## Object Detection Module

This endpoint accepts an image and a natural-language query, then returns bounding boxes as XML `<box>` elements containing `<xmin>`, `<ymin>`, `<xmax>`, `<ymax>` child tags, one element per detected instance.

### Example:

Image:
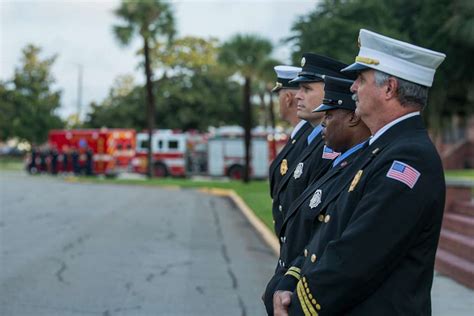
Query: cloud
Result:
<box><xmin>1</xmin><ymin>0</ymin><xmax>316</xmax><ymax>119</ymax></box>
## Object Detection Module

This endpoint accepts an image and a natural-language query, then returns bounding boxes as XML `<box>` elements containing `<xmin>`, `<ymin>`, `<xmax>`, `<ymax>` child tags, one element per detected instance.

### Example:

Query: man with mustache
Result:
<box><xmin>264</xmin><ymin>54</ymin><xmax>355</xmax><ymax>315</ymax></box>
<box><xmin>276</xmin><ymin>29</ymin><xmax>446</xmax><ymax>316</ymax></box>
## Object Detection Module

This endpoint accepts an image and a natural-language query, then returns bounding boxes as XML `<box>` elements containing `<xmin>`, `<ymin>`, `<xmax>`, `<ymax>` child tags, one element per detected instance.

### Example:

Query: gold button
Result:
<box><xmin>324</xmin><ymin>214</ymin><xmax>331</xmax><ymax>223</ymax></box>
<box><xmin>312</xmin><ymin>299</ymin><xmax>317</xmax><ymax>305</ymax></box>
<box><xmin>304</xmin><ymin>249</ymin><xmax>308</xmax><ymax>257</ymax></box>
<box><xmin>316</xmin><ymin>304</ymin><xmax>321</xmax><ymax>310</ymax></box>
<box><xmin>273</xmin><ymin>220</ymin><xmax>275</xmax><ymax>224</ymax></box>
<box><xmin>303</xmin><ymin>277</ymin><xmax>306</xmax><ymax>282</ymax></box>
<box><xmin>306</xmin><ymin>288</ymin><xmax>310</xmax><ymax>294</ymax></box>
<box><xmin>318</xmin><ymin>214</ymin><xmax>324</xmax><ymax>222</ymax></box>
<box><xmin>308</xmin><ymin>293</ymin><xmax>313</xmax><ymax>299</ymax></box>
<box><xmin>311</xmin><ymin>254</ymin><xmax>317</xmax><ymax>263</ymax></box>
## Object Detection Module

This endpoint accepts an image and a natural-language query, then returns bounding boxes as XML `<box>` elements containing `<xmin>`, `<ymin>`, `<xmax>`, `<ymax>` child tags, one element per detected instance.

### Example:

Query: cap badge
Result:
<box><xmin>337</xmin><ymin>100</ymin><xmax>343</xmax><ymax>105</ymax></box>
<box><xmin>309</xmin><ymin>189</ymin><xmax>322</xmax><ymax>209</ymax></box>
<box><xmin>280</xmin><ymin>159</ymin><xmax>288</xmax><ymax>175</ymax></box>
<box><xmin>293</xmin><ymin>162</ymin><xmax>304</xmax><ymax>179</ymax></box>
<box><xmin>355</xmin><ymin>56</ymin><xmax>380</xmax><ymax>65</ymax></box>
<box><xmin>301</xmin><ymin>57</ymin><xmax>306</xmax><ymax>67</ymax></box>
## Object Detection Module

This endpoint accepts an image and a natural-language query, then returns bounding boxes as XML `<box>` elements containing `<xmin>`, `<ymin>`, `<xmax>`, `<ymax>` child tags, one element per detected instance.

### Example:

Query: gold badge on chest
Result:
<box><xmin>349</xmin><ymin>170</ymin><xmax>363</xmax><ymax>192</ymax></box>
<box><xmin>280</xmin><ymin>159</ymin><xmax>288</xmax><ymax>175</ymax></box>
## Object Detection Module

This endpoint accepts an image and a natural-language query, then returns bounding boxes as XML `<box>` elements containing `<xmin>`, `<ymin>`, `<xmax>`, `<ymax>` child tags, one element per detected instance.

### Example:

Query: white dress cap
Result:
<box><xmin>274</xmin><ymin>65</ymin><xmax>302</xmax><ymax>80</ymax></box>
<box><xmin>342</xmin><ymin>29</ymin><xmax>446</xmax><ymax>87</ymax></box>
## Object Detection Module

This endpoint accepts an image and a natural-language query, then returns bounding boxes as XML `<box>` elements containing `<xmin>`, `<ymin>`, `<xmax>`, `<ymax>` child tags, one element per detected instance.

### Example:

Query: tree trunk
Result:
<box><xmin>243</xmin><ymin>77</ymin><xmax>252</xmax><ymax>183</ymax></box>
<box><xmin>144</xmin><ymin>37</ymin><xmax>156</xmax><ymax>179</ymax></box>
<box><xmin>259</xmin><ymin>92</ymin><xmax>267</xmax><ymax>128</ymax></box>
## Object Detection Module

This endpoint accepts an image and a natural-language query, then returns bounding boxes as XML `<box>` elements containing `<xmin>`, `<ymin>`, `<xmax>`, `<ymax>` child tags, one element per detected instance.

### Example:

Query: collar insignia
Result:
<box><xmin>349</xmin><ymin>170</ymin><xmax>363</xmax><ymax>192</ymax></box>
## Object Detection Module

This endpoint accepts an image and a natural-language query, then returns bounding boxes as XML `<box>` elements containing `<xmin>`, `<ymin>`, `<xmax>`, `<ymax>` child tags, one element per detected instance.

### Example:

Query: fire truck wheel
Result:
<box><xmin>227</xmin><ymin>165</ymin><xmax>244</xmax><ymax>180</ymax></box>
<box><xmin>153</xmin><ymin>163</ymin><xmax>168</xmax><ymax>178</ymax></box>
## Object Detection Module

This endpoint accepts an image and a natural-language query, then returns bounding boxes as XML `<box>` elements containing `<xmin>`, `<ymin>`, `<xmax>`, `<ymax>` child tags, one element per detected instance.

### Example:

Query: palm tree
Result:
<box><xmin>113</xmin><ymin>0</ymin><xmax>175</xmax><ymax>178</ymax></box>
<box><xmin>219</xmin><ymin>34</ymin><xmax>273</xmax><ymax>183</ymax></box>
<box><xmin>254</xmin><ymin>58</ymin><xmax>281</xmax><ymax>158</ymax></box>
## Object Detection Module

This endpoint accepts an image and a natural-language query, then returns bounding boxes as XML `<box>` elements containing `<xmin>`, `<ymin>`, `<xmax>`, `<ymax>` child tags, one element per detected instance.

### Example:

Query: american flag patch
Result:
<box><xmin>386</xmin><ymin>160</ymin><xmax>420</xmax><ymax>189</ymax></box>
<box><xmin>322</xmin><ymin>146</ymin><xmax>339</xmax><ymax>160</ymax></box>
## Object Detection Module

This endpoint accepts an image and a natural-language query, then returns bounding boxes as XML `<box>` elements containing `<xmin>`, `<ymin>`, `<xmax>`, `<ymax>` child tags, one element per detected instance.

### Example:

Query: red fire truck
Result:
<box><xmin>131</xmin><ymin>127</ymin><xmax>286</xmax><ymax>179</ymax></box>
<box><xmin>131</xmin><ymin>130</ymin><xmax>207</xmax><ymax>177</ymax></box>
<box><xmin>27</xmin><ymin>128</ymin><xmax>136</xmax><ymax>176</ymax></box>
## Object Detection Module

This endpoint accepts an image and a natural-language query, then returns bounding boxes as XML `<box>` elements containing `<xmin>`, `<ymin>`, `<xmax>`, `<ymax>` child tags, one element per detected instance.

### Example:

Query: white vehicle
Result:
<box><xmin>207</xmin><ymin>126</ymin><xmax>270</xmax><ymax>179</ymax></box>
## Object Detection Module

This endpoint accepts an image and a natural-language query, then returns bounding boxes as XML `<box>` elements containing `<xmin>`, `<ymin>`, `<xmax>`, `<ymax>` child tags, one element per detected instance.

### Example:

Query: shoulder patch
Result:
<box><xmin>386</xmin><ymin>160</ymin><xmax>420</xmax><ymax>189</ymax></box>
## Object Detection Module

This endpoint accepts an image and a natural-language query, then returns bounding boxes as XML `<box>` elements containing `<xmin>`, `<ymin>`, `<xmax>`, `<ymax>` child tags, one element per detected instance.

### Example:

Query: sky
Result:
<box><xmin>0</xmin><ymin>0</ymin><xmax>317</xmax><ymax>119</ymax></box>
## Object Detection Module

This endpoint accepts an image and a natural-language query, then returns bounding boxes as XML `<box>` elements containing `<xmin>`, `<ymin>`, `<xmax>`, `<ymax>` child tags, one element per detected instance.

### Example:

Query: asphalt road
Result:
<box><xmin>0</xmin><ymin>172</ymin><xmax>276</xmax><ymax>316</ymax></box>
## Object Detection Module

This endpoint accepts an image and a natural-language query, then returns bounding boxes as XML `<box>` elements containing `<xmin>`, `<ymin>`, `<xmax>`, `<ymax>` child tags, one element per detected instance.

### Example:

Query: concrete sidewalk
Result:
<box><xmin>432</xmin><ymin>271</ymin><xmax>474</xmax><ymax>316</ymax></box>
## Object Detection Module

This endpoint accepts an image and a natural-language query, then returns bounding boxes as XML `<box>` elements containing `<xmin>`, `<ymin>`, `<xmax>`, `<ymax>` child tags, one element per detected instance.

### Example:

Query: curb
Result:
<box><xmin>198</xmin><ymin>188</ymin><xmax>279</xmax><ymax>256</ymax></box>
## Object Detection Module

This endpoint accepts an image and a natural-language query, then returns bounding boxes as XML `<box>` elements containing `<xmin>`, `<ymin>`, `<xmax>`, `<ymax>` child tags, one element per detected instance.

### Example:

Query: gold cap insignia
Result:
<box><xmin>355</xmin><ymin>56</ymin><xmax>380</xmax><ymax>65</ymax></box>
<box><xmin>280</xmin><ymin>159</ymin><xmax>288</xmax><ymax>175</ymax></box>
<box><xmin>301</xmin><ymin>57</ymin><xmax>306</xmax><ymax>67</ymax></box>
<box><xmin>349</xmin><ymin>170</ymin><xmax>363</xmax><ymax>192</ymax></box>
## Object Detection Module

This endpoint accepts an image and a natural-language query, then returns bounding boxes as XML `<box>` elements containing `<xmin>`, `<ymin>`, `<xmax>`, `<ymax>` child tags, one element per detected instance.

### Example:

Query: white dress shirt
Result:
<box><xmin>369</xmin><ymin>112</ymin><xmax>420</xmax><ymax>145</ymax></box>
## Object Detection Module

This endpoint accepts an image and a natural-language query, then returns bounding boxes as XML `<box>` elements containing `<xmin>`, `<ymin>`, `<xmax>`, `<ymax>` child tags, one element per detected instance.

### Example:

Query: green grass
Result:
<box><xmin>78</xmin><ymin>177</ymin><xmax>274</xmax><ymax>230</ymax></box>
<box><xmin>0</xmin><ymin>157</ymin><xmax>24</xmax><ymax>171</ymax></box>
<box><xmin>445</xmin><ymin>169</ymin><xmax>474</xmax><ymax>181</ymax></box>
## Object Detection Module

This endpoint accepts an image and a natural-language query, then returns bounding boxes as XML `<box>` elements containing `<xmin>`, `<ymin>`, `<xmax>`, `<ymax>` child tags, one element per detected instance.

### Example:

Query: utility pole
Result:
<box><xmin>76</xmin><ymin>64</ymin><xmax>83</xmax><ymax>123</ymax></box>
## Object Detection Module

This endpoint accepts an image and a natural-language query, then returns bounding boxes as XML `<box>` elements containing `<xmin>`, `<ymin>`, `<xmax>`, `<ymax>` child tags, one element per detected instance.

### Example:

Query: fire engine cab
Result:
<box><xmin>131</xmin><ymin>130</ymin><xmax>207</xmax><ymax>177</ymax></box>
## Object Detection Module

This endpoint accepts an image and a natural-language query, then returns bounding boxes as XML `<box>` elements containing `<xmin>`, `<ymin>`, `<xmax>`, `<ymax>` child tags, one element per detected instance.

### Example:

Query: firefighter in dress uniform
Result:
<box><xmin>39</xmin><ymin>147</ymin><xmax>48</xmax><ymax>173</ymax></box>
<box><xmin>61</xmin><ymin>145</ymin><xmax>69</xmax><ymax>174</ymax></box>
<box><xmin>269</xmin><ymin>65</ymin><xmax>313</xmax><ymax>227</ymax></box>
<box><xmin>50</xmin><ymin>146</ymin><xmax>59</xmax><ymax>175</ymax></box>
<box><xmin>28</xmin><ymin>146</ymin><xmax>38</xmax><ymax>174</ymax></box>
<box><xmin>273</xmin><ymin>29</ymin><xmax>447</xmax><ymax>316</ymax></box>
<box><xmin>267</xmin><ymin>76</ymin><xmax>371</xmax><ymax>314</ymax></box>
<box><xmin>71</xmin><ymin>148</ymin><xmax>80</xmax><ymax>175</ymax></box>
<box><xmin>264</xmin><ymin>54</ymin><xmax>356</xmax><ymax>315</ymax></box>
<box><xmin>85</xmin><ymin>147</ymin><xmax>93</xmax><ymax>176</ymax></box>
